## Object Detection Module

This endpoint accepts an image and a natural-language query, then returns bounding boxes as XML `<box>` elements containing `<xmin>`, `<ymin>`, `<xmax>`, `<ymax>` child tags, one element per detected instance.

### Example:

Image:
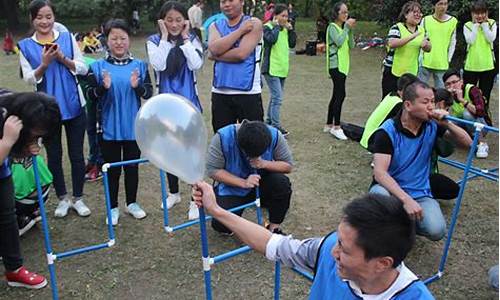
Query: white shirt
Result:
<box><xmin>463</xmin><ymin>21</ymin><xmax>498</xmax><ymax>45</ymax></box>
<box><xmin>19</xmin><ymin>29</ymin><xmax>87</xmax><ymax>86</ymax></box>
<box><xmin>188</xmin><ymin>5</ymin><xmax>203</xmax><ymax>29</ymax></box>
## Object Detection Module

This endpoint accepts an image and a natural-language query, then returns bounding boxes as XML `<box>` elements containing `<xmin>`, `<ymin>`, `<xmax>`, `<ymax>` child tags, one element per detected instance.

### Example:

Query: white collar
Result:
<box><xmin>346</xmin><ymin>263</ymin><xmax>419</xmax><ymax>300</ymax></box>
<box><xmin>31</xmin><ymin>29</ymin><xmax>60</xmax><ymax>43</ymax></box>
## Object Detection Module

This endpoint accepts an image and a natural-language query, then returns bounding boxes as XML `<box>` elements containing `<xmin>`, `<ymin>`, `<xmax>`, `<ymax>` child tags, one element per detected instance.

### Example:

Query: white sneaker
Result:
<box><xmin>106</xmin><ymin>207</ymin><xmax>120</xmax><ymax>226</ymax></box>
<box><xmin>127</xmin><ymin>203</ymin><xmax>147</xmax><ymax>219</ymax></box>
<box><xmin>330</xmin><ymin>128</ymin><xmax>348</xmax><ymax>140</ymax></box>
<box><xmin>162</xmin><ymin>193</ymin><xmax>181</xmax><ymax>210</ymax></box>
<box><xmin>54</xmin><ymin>198</ymin><xmax>72</xmax><ymax>218</ymax></box>
<box><xmin>323</xmin><ymin>125</ymin><xmax>332</xmax><ymax>133</ymax></box>
<box><xmin>72</xmin><ymin>199</ymin><xmax>91</xmax><ymax>217</ymax></box>
<box><xmin>476</xmin><ymin>142</ymin><xmax>489</xmax><ymax>159</ymax></box>
<box><xmin>188</xmin><ymin>201</ymin><xmax>199</xmax><ymax>220</ymax></box>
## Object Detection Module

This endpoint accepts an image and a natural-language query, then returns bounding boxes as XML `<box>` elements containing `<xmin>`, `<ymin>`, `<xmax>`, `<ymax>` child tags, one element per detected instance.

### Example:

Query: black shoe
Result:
<box><xmin>266</xmin><ymin>224</ymin><xmax>286</xmax><ymax>235</ymax></box>
<box><xmin>18</xmin><ymin>215</ymin><xmax>36</xmax><ymax>237</ymax></box>
<box><xmin>277</xmin><ymin>127</ymin><xmax>289</xmax><ymax>137</ymax></box>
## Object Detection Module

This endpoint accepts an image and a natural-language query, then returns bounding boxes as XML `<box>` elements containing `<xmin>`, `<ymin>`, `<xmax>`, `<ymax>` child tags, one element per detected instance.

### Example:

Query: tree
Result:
<box><xmin>1</xmin><ymin>0</ymin><xmax>20</xmax><ymax>31</ymax></box>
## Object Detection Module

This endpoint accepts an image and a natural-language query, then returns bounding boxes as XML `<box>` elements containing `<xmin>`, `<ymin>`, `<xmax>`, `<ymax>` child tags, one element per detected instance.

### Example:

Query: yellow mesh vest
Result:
<box><xmin>422</xmin><ymin>15</ymin><xmax>457</xmax><ymax>70</ymax></box>
<box><xmin>464</xmin><ymin>20</ymin><xmax>495</xmax><ymax>72</ymax></box>
<box><xmin>391</xmin><ymin>23</ymin><xmax>425</xmax><ymax>77</ymax></box>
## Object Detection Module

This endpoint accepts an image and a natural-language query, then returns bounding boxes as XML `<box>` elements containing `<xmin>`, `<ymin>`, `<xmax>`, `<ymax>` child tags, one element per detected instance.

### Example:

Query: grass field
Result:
<box><xmin>0</xmin><ymin>21</ymin><xmax>498</xmax><ymax>299</ymax></box>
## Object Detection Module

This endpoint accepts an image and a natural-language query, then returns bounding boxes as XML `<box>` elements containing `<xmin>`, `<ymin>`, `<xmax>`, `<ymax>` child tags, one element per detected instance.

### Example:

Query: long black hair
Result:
<box><xmin>0</xmin><ymin>92</ymin><xmax>61</xmax><ymax>157</ymax></box>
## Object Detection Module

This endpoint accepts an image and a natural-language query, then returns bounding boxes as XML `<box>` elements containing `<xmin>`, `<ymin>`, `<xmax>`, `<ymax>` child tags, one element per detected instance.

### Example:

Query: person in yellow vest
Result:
<box><xmin>323</xmin><ymin>2</ymin><xmax>355</xmax><ymax>140</ymax></box>
<box><xmin>463</xmin><ymin>0</ymin><xmax>497</xmax><ymax>103</ymax></box>
<box><xmin>381</xmin><ymin>1</ymin><xmax>431</xmax><ymax>98</ymax></box>
<box><xmin>418</xmin><ymin>0</ymin><xmax>457</xmax><ymax>88</ymax></box>
<box><xmin>360</xmin><ymin>73</ymin><xmax>419</xmax><ymax>149</ymax></box>
<box><xmin>261</xmin><ymin>3</ymin><xmax>297</xmax><ymax>136</ymax></box>
<box><xmin>443</xmin><ymin>69</ymin><xmax>490</xmax><ymax>158</ymax></box>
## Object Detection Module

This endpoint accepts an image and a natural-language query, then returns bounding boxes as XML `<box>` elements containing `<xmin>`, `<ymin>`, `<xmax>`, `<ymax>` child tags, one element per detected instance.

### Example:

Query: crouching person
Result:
<box><xmin>206</xmin><ymin>120</ymin><xmax>293</xmax><ymax>235</ymax></box>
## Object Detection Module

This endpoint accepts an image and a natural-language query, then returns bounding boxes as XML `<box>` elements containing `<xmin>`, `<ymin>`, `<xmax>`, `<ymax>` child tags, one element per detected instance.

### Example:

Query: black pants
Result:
<box><xmin>46</xmin><ymin>111</ymin><xmax>86</xmax><ymax>198</ymax></box>
<box><xmin>381</xmin><ymin>66</ymin><xmax>399</xmax><ymax>98</ymax></box>
<box><xmin>167</xmin><ymin>172</ymin><xmax>179</xmax><ymax>194</ymax></box>
<box><xmin>100</xmin><ymin>140</ymin><xmax>141</xmax><ymax>208</ymax></box>
<box><xmin>463</xmin><ymin>69</ymin><xmax>496</xmax><ymax>102</ymax></box>
<box><xmin>0</xmin><ymin>176</ymin><xmax>23</xmax><ymax>271</ymax></box>
<box><xmin>15</xmin><ymin>185</ymin><xmax>50</xmax><ymax>217</ymax></box>
<box><xmin>212</xmin><ymin>173</ymin><xmax>292</xmax><ymax>234</ymax></box>
<box><xmin>326</xmin><ymin>68</ymin><xmax>347</xmax><ymax>126</ymax></box>
<box><xmin>430</xmin><ymin>173</ymin><xmax>459</xmax><ymax>200</ymax></box>
<box><xmin>211</xmin><ymin>92</ymin><xmax>264</xmax><ymax>132</ymax></box>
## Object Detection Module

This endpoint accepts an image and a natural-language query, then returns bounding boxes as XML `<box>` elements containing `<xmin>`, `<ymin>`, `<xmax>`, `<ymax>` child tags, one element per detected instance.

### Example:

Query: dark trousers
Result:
<box><xmin>211</xmin><ymin>92</ymin><xmax>264</xmax><ymax>132</ymax></box>
<box><xmin>86</xmin><ymin>100</ymin><xmax>103</xmax><ymax>166</ymax></box>
<box><xmin>381</xmin><ymin>66</ymin><xmax>399</xmax><ymax>98</ymax></box>
<box><xmin>430</xmin><ymin>173</ymin><xmax>459</xmax><ymax>200</ymax></box>
<box><xmin>326</xmin><ymin>68</ymin><xmax>347</xmax><ymax>126</ymax></box>
<box><xmin>463</xmin><ymin>69</ymin><xmax>496</xmax><ymax>102</ymax></box>
<box><xmin>167</xmin><ymin>172</ymin><xmax>179</xmax><ymax>194</ymax></box>
<box><xmin>15</xmin><ymin>186</ymin><xmax>50</xmax><ymax>217</ymax></box>
<box><xmin>212</xmin><ymin>173</ymin><xmax>292</xmax><ymax>234</ymax></box>
<box><xmin>46</xmin><ymin>111</ymin><xmax>86</xmax><ymax>198</ymax></box>
<box><xmin>100</xmin><ymin>140</ymin><xmax>141</xmax><ymax>208</ymax></box>
<box><xmin>0</xmin><ymin>176</ymin><xmax>23</xmax><ymax>271</ymax></box>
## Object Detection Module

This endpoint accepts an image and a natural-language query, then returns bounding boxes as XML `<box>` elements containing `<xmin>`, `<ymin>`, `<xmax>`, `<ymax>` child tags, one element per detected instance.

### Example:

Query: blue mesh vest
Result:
<box><xmin>212</xmin><ymin>16</ymin><xmax>257</xmax><ymax>91</ymax></box>
<box><xmin>0</xmin><ymin>158</ymin><xmax>11</xmax><ymax>179</ymax></box>
<box><xmin>310</xmin><ymin>232</ymin><xmax>434</xmax><ymax>299</ymax></box>
<box><xmin>380</xmin><ymin>119</ymin><xmax>437</xmax><ymax>199</ymax></box>
<box><xmin>148</xmin><ymin>34</ymin><xmax>202</xmax><ymax>112</ymax></box>
<box><xmin>217</xmin><ymin>124</ymin><xmax>278</xmax><ymax>196</ymax></box>
<box><xmin>90</xmin><ymin>59</ymin><xmax>147</xmax><ymax>141</ymax></box>
<box><xmin>18</xmin><ymin>32</ymin><xmax>82</xmax><ymax>120</ymax></box>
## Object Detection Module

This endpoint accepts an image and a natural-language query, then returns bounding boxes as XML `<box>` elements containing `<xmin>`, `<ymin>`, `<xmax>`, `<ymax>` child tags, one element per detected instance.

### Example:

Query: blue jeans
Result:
<box><xmin>46</xmin><ymin>111</ymin><xmax>87</xmax><ymax>198</ymax></box>
<box><xmin>264</xmin><ymin>75</ymin><xmax>286</xmax><ymax>128</ymax></box>
<box><xmin>418</xmin><ymin>67</ymin><xmax>445</xmax><ymax>89</ymax></box>
<box><xmin>86</xmin><ymin>99</ymin><xmax>103</xmax><ymax>165</ymax></box>
<box><xmin>369</xmin><ymin>184</ymin><xmax>447</xmax><ymax>241</ymax></box>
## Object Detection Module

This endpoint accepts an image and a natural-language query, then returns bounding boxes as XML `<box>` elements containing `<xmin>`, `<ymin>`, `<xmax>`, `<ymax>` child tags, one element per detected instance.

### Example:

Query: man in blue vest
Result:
<box><xmin>192</xmin><ymin>183</ymin><xmax>435</xmax><ymax>299</ymax></box>
<box><xmin>208</xmin><ymin>0</ymin><xmax>264</xmax><ymax>132</ymax></box>
<box><xmin>369</xmin><ymin>81</ymin><xmax>471</xmax><ymax>241</ymax></box>
<box><xmin>206</xmin><ymin>120</ymin><xmax>292</xmax><ymax>234</ymax></box>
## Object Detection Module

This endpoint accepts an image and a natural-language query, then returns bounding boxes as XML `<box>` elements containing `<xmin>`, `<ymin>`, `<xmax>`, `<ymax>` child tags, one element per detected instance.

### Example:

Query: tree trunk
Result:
<box><xmin>2</xmin><ymin>0</ymin><xmax>20</xmax><ymax>31</ymax></box>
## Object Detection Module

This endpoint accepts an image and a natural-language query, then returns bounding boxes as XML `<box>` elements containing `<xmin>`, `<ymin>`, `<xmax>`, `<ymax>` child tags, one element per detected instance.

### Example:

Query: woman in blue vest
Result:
<box><xmin>323</xmin><ymin>2</ymin><xmax>355</xmax><ymax>140</ymax></box>
<box><xmin>463</xmin><ymin>0</ymin><xmax>497</xmax><ymax>102</ymax></box>
<box><xmin>261</xmin><ymin>3</ymin><xmax>297</xmax><ymax>136</ymax></box>
<box><xmin>0</xmin><ymin>92</ymin><xmax>61</xmax><ymax>290</ymax></box>
<box><xmin>146</xmin><ymin>1</ymin><xmax>204</xmax><ymax>220</ymax></box>
<box><xmin>18</xmin><ymin>0</ymin><xmax>91</xmax><ymax>219</ymax></box>
<box><xmin>86</xmin><ymin>19</ymin><xmax>153</xmax><ymax>226</ymax></box>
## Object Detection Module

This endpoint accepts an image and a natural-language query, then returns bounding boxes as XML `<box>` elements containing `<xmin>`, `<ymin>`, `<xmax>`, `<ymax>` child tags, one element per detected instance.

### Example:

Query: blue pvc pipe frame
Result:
<box><xmin>33</xmin><ymin>156</ymin><xmax>118</xmax><ymax>300</ymax></box>
<box><xmin>423</xmin><ymin>116</ymin><xmax>498</xmax><ymax>284</ymax></box>
<box><xmin>284</xmin><ymin>115</ymin><xmax>499</xmax><ymax>288</ymax></box>
<box><xmin>198</xmin><ymin>184</ymin><xmax>282</xmax><ymax>299</ymax></box>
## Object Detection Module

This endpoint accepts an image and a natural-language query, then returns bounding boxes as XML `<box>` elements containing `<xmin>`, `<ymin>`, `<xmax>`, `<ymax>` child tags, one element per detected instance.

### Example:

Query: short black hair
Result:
<box><xmin>28</xmin><ymin>0</ymin><xmax>55</xmax><ymax>21</ymax></box>
<box><xmin>431</xmin><ymin>0</ymin><xmax>443</xmax><ymax>5</ymax></box>
<box><xmin>104</xmin><ymin>19</ymin><xmax>130</xmax><ymax>37</ymax></box>
<box><xmin>332</xmin><ymin>2</ymin><xmax>346</xmax><ymax>21</ymax></box>
<box><xmin>274</xmin><ymin>3</ymin><xmax>288</xmax><ymax>16</ymax></box>
<box><xmin>402</xmin><ymin>81</ymin><xmax>431</xmax><ymax>103</ymax></box>
<box><xmin>471</xmin><ymin>0</ymin><xmax>488</xmax><ymax>13</ymax></box>
<box><xmin>435</xmin><ymin>88</ymin><xmax>454</xmax><ymax>107</ymax></box>
<box><xmin>442</xmin><ymin>69</ymin><xmax>462</xmax><ymax>83</ymax></box>
<box><xmin>343</xmin><ymin>193</ymin><xmax>416</xmax><ymax>267</ymax></box>
<box><xmin>237</xmin><ymin>121</ymin><xmax>272</xmax><ymax>158</ymax></box>
<box><xmin>0</xmin><ymin>92</ymin><xmax>61</xmax><ymax>157</ymax></box>
<box><xmin>396</xmin><ymin>73</ymin><xmax>420</xmax><ymax>92</ymax></box>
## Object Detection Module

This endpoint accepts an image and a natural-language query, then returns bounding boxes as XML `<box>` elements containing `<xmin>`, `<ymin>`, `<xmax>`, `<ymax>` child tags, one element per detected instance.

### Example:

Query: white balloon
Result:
<box><xmin>135</xmin><ymin>93</ymin><xmax>207</xmax><ymax>184</ymax></box>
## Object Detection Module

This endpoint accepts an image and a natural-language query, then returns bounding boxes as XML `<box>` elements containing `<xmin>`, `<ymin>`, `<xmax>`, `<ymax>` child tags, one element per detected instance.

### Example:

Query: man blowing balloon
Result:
<box><xmin>206</xmin><ymin>120</ymin><xmax>293</xmax><ymax>235</ymax></box>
